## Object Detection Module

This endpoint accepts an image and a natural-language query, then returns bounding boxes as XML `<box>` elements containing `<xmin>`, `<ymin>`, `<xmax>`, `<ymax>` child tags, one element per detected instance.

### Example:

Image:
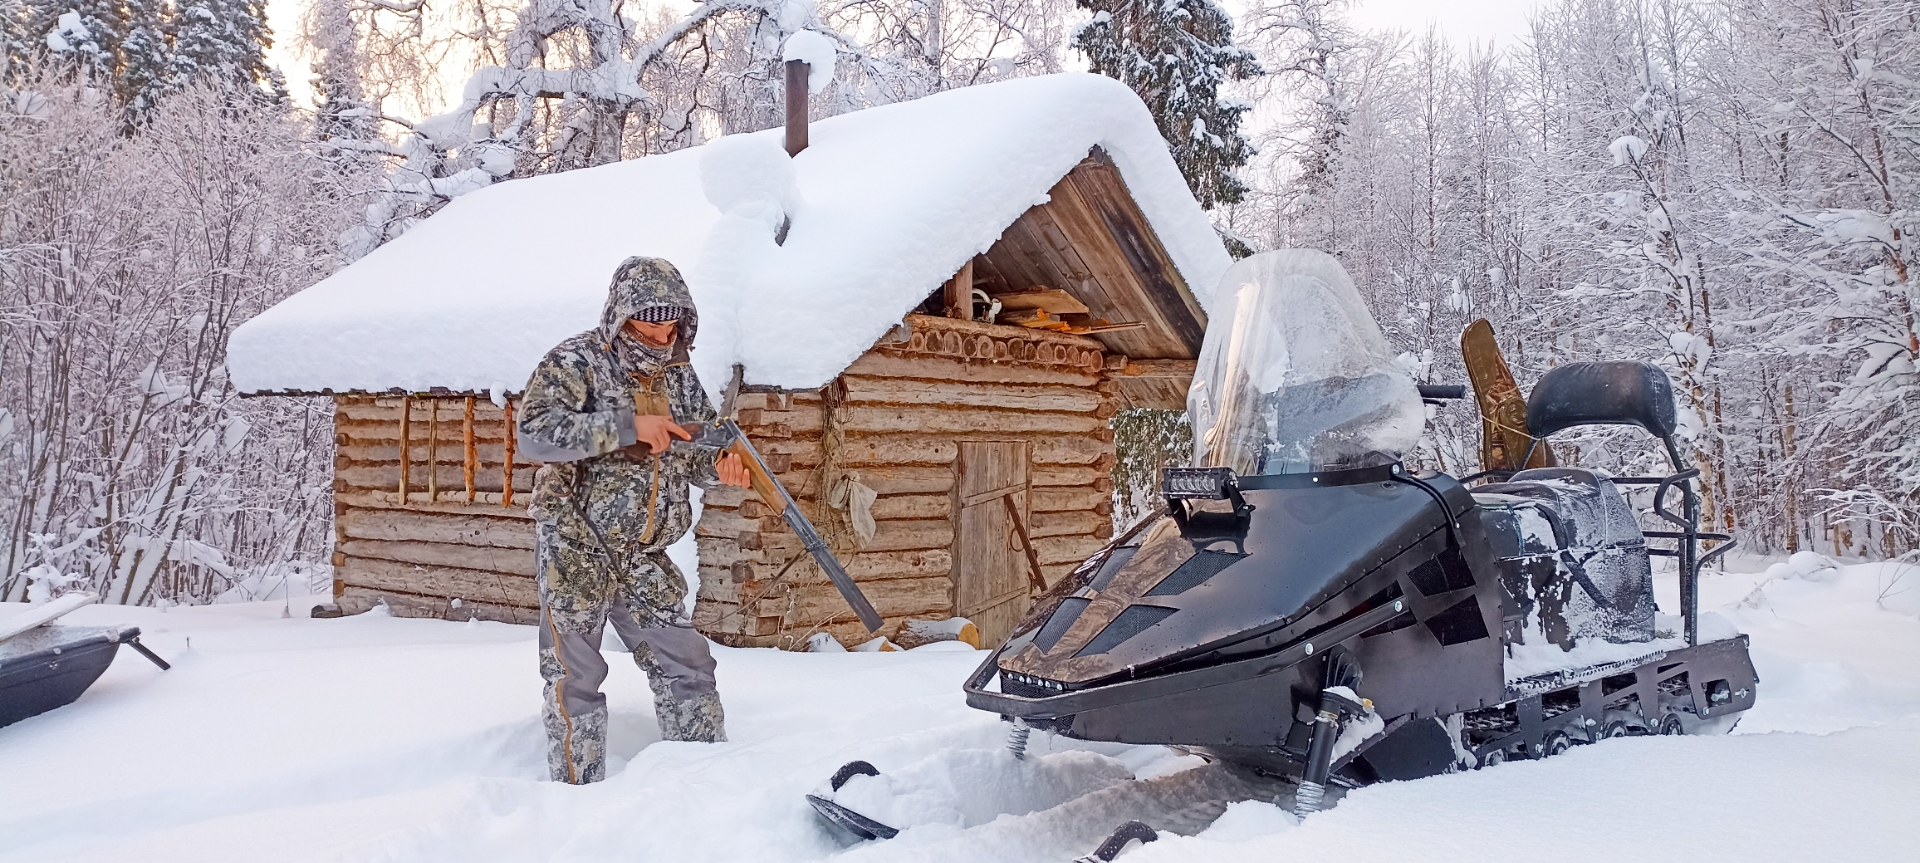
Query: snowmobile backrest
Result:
<box><xmin>1526</xmin><ymin>361</ymin><xmax>1677</xmax><ymax>440</ymax></box>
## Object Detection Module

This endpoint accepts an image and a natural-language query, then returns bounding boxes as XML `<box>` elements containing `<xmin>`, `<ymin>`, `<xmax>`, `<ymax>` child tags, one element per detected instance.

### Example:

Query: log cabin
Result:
<box><xmin>226</xmin><ymin>73</ymin><xmax>1231</xmax><ymax>649</ymax></box>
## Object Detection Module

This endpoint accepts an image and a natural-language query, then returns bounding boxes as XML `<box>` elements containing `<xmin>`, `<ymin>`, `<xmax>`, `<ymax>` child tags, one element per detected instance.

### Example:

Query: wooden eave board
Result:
<box><xmin>976</xmin><ymin>148</ymin><xmax>1208</xmax><ymax>360</ymax></box>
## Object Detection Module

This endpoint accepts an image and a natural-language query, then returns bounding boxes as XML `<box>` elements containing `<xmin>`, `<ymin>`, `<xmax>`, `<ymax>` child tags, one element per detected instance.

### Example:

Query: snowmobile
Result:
<box><xmin>807</xmin><ymin>250</ymin><xmax>1757</xmax><ymax>859</ymax></box>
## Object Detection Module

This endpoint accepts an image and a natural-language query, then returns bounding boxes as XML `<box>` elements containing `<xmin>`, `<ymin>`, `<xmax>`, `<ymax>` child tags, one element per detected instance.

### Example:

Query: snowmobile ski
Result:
<box><xmin>804</xmin><ymin>761</ymin><xmax>899</xmax><ymax>841</ymax></box>
<box><xmin>1074</xmin><ymin>821</ymin><xmax>1156</xmax><ymax>863</ymax></box>
<box><xmin>1462</xmin><ymin>317</ymin><xmax>1553</xmax><ymax>472</ymax></box>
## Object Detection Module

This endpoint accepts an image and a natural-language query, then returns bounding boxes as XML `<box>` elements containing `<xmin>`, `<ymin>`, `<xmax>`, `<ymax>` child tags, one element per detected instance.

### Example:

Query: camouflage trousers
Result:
<box><xmin>535</xmin><ymin>527</ymin><xmax>727</xmax><ymax>785</ymax></box>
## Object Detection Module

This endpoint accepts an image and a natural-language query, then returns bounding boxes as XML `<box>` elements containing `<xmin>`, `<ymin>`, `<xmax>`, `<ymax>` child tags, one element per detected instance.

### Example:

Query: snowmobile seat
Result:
<box><xmin>1526</xmin><ymin>361</ymin><xmax>1677</xmax><ymax>440</ymax></box>
<box><xmin>1471</xmin><ymin>468</ymin><xmax>1656</xmax><ymax>648</ymax></box>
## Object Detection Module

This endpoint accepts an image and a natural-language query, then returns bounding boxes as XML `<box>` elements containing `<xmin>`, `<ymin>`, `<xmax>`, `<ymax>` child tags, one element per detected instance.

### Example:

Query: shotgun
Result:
<box><xmin>682</xmin><ymin>419</ymin><xmax>884</xmax><ymax>632</ymax></box>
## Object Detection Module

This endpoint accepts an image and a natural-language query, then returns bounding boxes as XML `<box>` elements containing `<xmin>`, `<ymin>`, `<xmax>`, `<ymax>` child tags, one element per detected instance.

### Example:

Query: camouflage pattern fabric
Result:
<box><xmin>519</xmin><ymin>256</ymin><xmax>729</xmax><ymax>784</ymax></box>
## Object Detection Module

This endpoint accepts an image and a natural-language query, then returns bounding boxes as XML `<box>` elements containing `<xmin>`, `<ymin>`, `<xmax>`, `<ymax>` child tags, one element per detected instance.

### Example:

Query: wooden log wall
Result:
<box><xmin>692</xmin><ymin>314</ymin><xmax>1120</xmax><ymax>650</ymax></box>
<box><xmin>332</xmin><ymin>394</ymin><xmax>539</xmax><ymax>623</ymax></box>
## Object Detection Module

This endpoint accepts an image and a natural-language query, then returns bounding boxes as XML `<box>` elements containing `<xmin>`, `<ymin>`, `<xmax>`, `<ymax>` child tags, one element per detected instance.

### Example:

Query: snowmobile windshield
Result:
<box><xmin>1187</xmin><ymin>250</ymin><xmax>1424</xmax><ymax>476</ymax></box>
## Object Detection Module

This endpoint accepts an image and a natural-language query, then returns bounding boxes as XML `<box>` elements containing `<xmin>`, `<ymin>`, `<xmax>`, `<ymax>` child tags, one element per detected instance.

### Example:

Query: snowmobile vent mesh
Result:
<box><xmin>1144</xmin><ymin>550</ymin><xmax>1246</xmax><ymax>597</ymax></box>
<box><xmin>1076</xmin><ymin>605</ymin><xmax>1178</xmax><ymax>657</ymax></box>
<box><xmin>1405</xmin><ymin>548</ymin><xmax>1475</xmax><ymax>597</ymax></box>
<box><xmin>1423</xmin><ymin>596</ymin><xmax>1491</xmax><ymax>646</ymax></box>
<box><xmin>1032</xmin><ymin>597</ymin><xmax>1092</xmax><ymax>653</ymax></box>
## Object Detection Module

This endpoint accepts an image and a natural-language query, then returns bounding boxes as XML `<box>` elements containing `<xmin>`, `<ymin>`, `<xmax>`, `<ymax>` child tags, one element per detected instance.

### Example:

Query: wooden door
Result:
<box><xmin>952</xmin><ymin>440</ymin><xmax>1033</xmax><ymax>647</ymax></box>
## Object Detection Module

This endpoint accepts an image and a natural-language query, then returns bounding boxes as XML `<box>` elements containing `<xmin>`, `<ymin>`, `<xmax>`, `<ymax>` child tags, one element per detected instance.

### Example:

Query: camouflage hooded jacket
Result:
<box><xmin>516</xmin><ymin>257</ymin><xmax>722</xmax><ymax>550</ymax></box>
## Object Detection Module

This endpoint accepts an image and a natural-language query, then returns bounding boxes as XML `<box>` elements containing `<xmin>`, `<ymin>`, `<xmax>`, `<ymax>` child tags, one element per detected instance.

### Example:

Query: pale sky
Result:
<box><xmin>262</xmin><ymin>0</ymin><xmax>1543</xmax><ymax>112</ymax></box>
<box><xmin>1348</xmin><ymin>0</ymin><xmax>1541</xmax><ymax>49</ymax></box>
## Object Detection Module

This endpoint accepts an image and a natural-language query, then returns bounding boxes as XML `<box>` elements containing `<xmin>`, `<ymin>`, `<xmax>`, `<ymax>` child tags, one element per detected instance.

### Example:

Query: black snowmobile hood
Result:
<box><xmin>1000</xmin><ymin>468</ymin><xmax>1465</xmax><ymax>686</ymax></box>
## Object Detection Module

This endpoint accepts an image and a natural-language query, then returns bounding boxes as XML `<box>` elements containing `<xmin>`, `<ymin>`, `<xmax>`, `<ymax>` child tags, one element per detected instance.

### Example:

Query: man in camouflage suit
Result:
<box><xmin>516</xmin><ymin>256</ymin><xmax>749</xmax><ymax>784</ymax></box>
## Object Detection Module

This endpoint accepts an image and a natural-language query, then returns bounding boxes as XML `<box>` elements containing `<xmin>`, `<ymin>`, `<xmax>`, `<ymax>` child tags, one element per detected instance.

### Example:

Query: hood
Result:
<box><xmin>599</xmin><ymin>256</ymin><xmax>699</xmax><ymax>347</ymax></box>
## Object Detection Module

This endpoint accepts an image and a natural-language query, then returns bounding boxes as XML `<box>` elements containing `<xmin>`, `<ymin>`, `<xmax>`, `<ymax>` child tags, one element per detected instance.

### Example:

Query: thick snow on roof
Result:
<box><xmin>227</xmin><ymin>74</ymin><xmax>1232</xmax><ymax>398</ymax></box>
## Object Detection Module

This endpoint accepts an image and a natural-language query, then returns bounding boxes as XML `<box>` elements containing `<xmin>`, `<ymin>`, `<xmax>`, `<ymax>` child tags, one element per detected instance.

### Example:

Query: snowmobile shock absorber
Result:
<box><xmin>1007</xmin><ymin>719</ymin><xmax>1033</xmax><ymax>760</ymax></box>
<box><xmin>1293</xmin><ymin>707</ymin><xmax>1340</xmax><ymax>815</ymax></box>
<box><xmin>1295</xmin><ymin>651</ymin><xmax>1365</xmax><ymax>815</ymax></box>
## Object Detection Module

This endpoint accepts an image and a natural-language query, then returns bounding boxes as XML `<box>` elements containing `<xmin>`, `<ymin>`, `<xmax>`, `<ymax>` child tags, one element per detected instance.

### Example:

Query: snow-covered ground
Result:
<box><xmin>2</xmin><ymin>556</ymin><xmax>1915</xmax><ymax>862</ymax></box>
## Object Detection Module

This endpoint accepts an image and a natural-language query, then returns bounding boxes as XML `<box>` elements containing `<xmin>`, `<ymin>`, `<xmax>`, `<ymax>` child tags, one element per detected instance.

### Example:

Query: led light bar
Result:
<box><xmin>1161</xmin><ymin>466</ymin><xmax>1238</xmax><ymax>500</ymax></box>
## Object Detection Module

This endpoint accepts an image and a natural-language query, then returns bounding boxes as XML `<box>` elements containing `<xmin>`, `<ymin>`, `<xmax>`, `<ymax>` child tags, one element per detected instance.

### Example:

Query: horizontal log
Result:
<box><xmin>339</xmin><ymin>539</ymin><xmax>535</xmax><ymax>576</ymax></box>
<box><xmin>737</xmin><ymin>409</ymin><xmax>825</xmax><ymax>438</ymax></box>
<box><xmin>784</xmin><ymin>576</ymin><xmax>953</xmax><ymax>622</ymax></box>
<box><xmin>1116</xmin><ymin>358</ymin><xmax>1198</xmax><ymax>378</ymax></box>
<box><xmin>335</xmin><ymin>585</ymin><xmax>539</xmax><ymax>625</ymax></box>
<box><xmin>1032</xmin><ymin>485</ymin><xmax>1112</xmax><ymax>513</ymax></box>
<box><xmin>822</xmin><ymin>434</ymin><xmax>1110</xmax><ymax>467</ymax></box>
<box><xmin>338</xmin><ymin>556</ymin><xmax>538</xmax><ymax>607</ymax></box>
<box><xmin>1035</xmin><ymin>534</ymin><xmax>1106</xmax><ymax>566</ymax></box>
<box><xmin>839</xmin><ymin>466</ymin><xmax>953</xmax><ymax>495</ymax></box>
<box><xmin>697</xmin><ymin>541</ymin><xmax>953</xmax><ymax>583</ymax></box>
<box><xmin>1034</xmin><ymin>466</ymin><xmax>1113</xmax><ymax>489</ymax></box>
<box><xmin>335</xmin><ymin>418</ymin><xmax>513</xmax><ymax>444</ymax></box>
<box><xmin>906</xmin><ymin>312</ymin><xmax>1105</xmax><ymax>348</ymax></box>
<box><xmin>869</xmin><ymin>493</ymin><xmax>951</xmax><ymax>521</ymax></box>
<box><xmin>1030</xmin><ymin>509</ymin><xmax>1113</xmax><ymax>540</ymax></box>
<box><xmin>845</xmin><ymin>352</ymin><xmax>1104</xmax><ymax>387</ymax></box>
<box><xmin>338</xmin><ymin>491</ymin><xmax>532</xmax><ymax>516</ymax></box>
<box><xmin>737</xmin><ymin>516</ymin><xmax>953</xmax><ymax>555</ymax></box>
<box><xmin>840</xmin><ymin>376</ymin><xmax>1106</xmax><ymax>413</ymax></box>
<box><xmin>838</xmin><ymin>405</ymin><xmax>1106</xmax><ymax>437</ymax></box>
<box><xmin>340</xmin><ymin>508</ymin><xmax>534</xmax><ymax>549</ymax></box>
<box><xmin>337</xmin><ymin>463</ymin><xmax>521</xmax><ymax>494</ymax></box>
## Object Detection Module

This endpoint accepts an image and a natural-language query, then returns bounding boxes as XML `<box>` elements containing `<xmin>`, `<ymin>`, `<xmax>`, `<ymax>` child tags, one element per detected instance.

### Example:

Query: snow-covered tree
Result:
<box><xmin>1073</xmin><ymin>0</ymin><xmax>1260</xmax><ymax>208</ymax></box>
<box><xmin>119</xmin><ymin>0</ymin><xmax>170</xmax><ymax>113</ymax></box>
<box><xmin>168</xmin><ymin>0</ymin><xmax>271</xmax><ymax>90</ymax></box>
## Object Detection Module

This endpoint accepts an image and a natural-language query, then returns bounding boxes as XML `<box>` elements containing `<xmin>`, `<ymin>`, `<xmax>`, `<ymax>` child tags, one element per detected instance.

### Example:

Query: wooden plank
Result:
<box><xmin>464</xmin><ymin>397</ymin><xmax>477</xmax><ymax>502</ymax></box>
<box><xmin>336</xmin><ymin>585</ymin><xmax>539</xmax><ymax>625</ymax></box>
<box><xmin>943</xmin><ymin>259</ymin><xmax>974</xmax><ymax>320</ymax></box>
<box><xmin>338</xmin><ymin>556</ymin><xmax>537</xmax><ymax>607</ymax></box>
<box><xmin>398</xmin><ymin>397</ymin><xmax>411</xmax><ymax>502</ymax></box>
<box><xmin>991</xmin><ymin>287</ymin><xmax>1090</xmax><ymax>314</ymax></box>
<box><xmin>339</xmin><ymin>508</ymin><xmax>535</xmax><ymax>549</ymax></box>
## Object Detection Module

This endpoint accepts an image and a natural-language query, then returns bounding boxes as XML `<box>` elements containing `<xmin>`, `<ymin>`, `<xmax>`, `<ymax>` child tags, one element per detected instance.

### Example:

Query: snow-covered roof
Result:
<box><xmin>227</xmin><ymin>74</ymin><xmax>1232</xmax><ymax>398</ymax></box>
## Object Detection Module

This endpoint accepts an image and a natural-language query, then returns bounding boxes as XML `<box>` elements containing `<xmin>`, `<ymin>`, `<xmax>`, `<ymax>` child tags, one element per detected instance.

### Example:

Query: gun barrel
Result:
<box><xmin>721</xmin><ymin>421</ymin><xmax>884</xmax><ymax>632</ymax></box>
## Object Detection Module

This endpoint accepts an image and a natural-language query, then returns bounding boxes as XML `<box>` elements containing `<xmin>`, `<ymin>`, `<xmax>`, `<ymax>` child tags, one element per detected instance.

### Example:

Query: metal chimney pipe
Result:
<box><xmin>785</xmin><ymin>59</ymin><xmax>809</xmax><ymax>157</ymax></box>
